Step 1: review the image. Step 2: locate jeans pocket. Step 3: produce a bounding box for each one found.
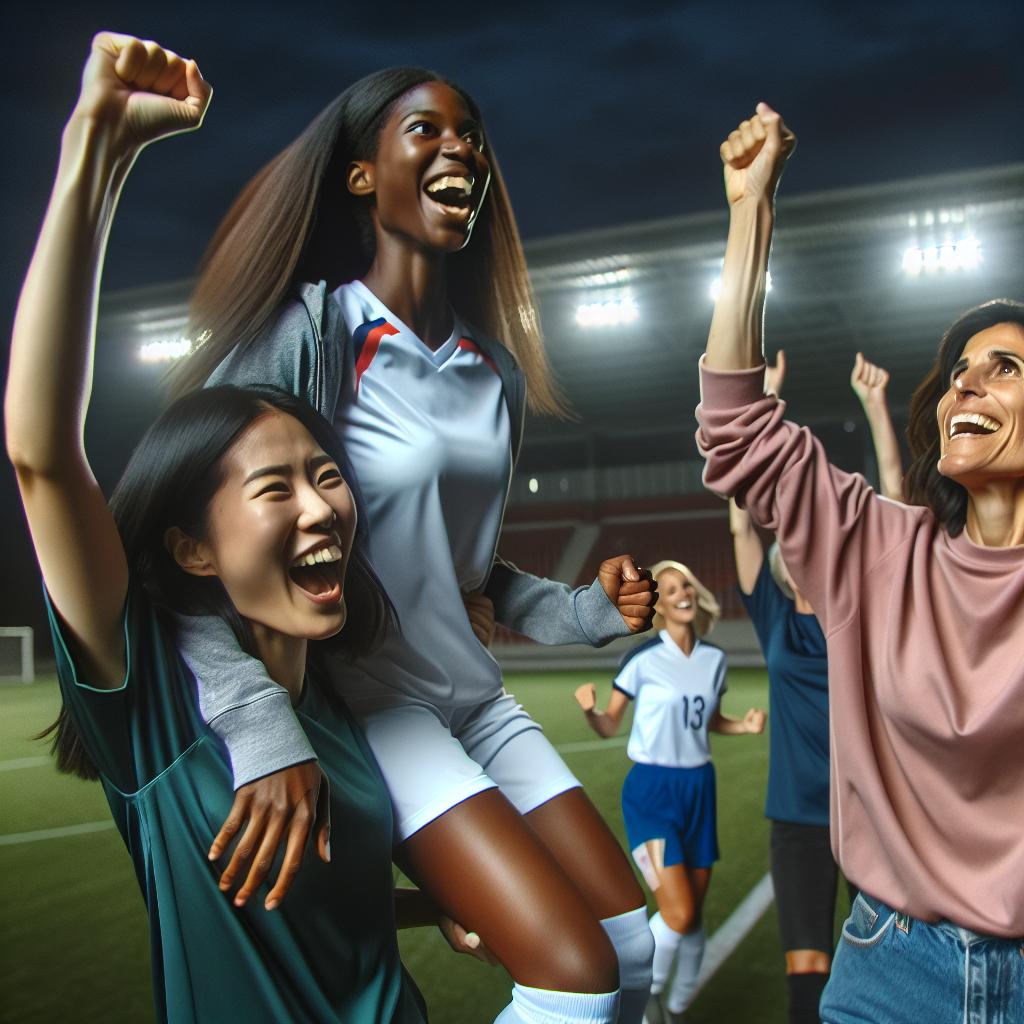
[840,892,897,949]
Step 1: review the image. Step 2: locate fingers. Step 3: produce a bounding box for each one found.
[209,795,247,861]
[218,809,267,897]
[574,683,597,711]
[264,802,312,910]
[234,814,288,908]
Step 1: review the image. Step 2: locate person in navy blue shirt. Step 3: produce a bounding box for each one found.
[730,349,903,1024]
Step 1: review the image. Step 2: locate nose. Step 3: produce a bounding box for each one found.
[440,130,474,164]
[954,363,987,399]
[296,482,336,532]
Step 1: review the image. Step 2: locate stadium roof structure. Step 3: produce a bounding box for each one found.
[95,162,1024,478]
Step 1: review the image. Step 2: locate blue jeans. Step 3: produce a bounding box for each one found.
[821,892,1024,1023]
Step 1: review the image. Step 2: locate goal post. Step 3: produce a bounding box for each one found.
[0,627,34,683]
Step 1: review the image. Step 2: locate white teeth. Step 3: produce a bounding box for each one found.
[426,175,472,196]
[675,601,692,609]
[949,412,1000,438]
[292,544,343,568]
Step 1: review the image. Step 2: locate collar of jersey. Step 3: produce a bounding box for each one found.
[659,628,702,660]
[350,279,464,367]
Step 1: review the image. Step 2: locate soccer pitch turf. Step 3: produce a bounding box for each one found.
[0,668,848,1023]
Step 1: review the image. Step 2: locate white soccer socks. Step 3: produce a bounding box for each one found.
[664,926,705,1014]
[600,906,655,1023]
[648,912,683,995]
[494,984,620,1023]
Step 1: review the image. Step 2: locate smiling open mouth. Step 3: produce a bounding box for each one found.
[289,544,343,602]
[948,413,1000,439]
[424,175,474,217]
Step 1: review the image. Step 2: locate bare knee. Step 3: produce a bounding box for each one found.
[660,904,700,934]
[531,926,619,993]
[785,949,831,974]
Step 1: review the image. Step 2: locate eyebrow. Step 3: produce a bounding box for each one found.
[950,349,1024,379]
[402,108,482,131]
[243,454,335,485]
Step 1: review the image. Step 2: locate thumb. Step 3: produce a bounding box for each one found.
[314,773,332,863]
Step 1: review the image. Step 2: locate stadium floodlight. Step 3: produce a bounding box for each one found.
[575,292,640,328]
[709,270,772,301]
[901,236,982,277]
[528,478,540,494]
[139,337,194,363]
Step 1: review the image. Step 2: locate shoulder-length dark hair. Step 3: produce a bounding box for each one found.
[45,386,394,779]
[904,298,1024,534]
[169,67,564,415]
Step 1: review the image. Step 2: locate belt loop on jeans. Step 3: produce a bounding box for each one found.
[895,912,911,935]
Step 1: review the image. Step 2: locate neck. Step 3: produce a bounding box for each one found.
[362,237,451,349]
[964,481,1024,547]
[249,625,307,704]
[665,621,696,656]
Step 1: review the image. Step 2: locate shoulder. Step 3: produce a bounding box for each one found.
[618,634,663,671]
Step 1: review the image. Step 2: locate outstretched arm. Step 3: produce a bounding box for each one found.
[851,352,905,502]
[4,33,210,686]
[574,682,630,738]
[705,104,795,372]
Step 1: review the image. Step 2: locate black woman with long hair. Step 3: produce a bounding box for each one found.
[698,102,1024,1022]
[167,57,657,1024]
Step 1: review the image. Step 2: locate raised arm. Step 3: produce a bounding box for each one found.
[705,104,795,372]
[4,33,210,686]
[851,352,905,502]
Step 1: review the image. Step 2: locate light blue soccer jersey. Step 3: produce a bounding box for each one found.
[614,631,727,768]
[330,281,512,708]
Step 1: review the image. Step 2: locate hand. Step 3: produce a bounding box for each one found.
[743,708,767,734]
[764,349,786,398]
[71,32,211,154]
[209,761,330,910]
[574,683,597,712]
[850,352,891,407]
[462,591,496,647]
[720,102,796,207]
[598,555,657,633]
[438,915,499,966]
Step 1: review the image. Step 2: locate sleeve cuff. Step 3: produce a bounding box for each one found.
[210,690,318,789]
[574,579,632,647]
[698,355,768,408]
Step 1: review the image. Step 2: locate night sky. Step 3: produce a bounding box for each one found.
[2,0,1023,631]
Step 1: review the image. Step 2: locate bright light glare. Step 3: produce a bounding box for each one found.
[528,478,539,494]
[575,293,640,327]
[710,270,772,301]
[902,237,982,276]
[139,337,193,363]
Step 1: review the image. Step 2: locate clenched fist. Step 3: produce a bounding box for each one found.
[598,555,657,634]
[720,102,795,207]
[72,31,211,154]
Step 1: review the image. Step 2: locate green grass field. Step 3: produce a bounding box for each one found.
[0,669,848,1023]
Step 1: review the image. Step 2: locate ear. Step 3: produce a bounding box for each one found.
[164,527,218,578]
[346,160,375,197]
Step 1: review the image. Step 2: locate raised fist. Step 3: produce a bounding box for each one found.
[598,555,657,634]
[73,32,211,153]
[574,683,597,712]
[850,352,891,407]
[744,707,767,734]
[720,102,795,207]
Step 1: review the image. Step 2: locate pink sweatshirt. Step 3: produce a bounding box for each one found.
[697,360,1024,937]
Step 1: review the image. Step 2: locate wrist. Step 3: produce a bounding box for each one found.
[61,111,139,175]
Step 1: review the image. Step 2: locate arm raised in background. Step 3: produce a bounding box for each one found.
[851,352,905,502]
[705,104,795,373]
[4,33,210,686]
[574,682,631,739]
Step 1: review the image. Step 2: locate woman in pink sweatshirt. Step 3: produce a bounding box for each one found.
[697,104,1024,1022]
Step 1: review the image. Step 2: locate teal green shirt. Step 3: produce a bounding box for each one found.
[47,589,426,1024]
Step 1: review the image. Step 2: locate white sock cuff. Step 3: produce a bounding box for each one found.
[600,905,654,991]
[649,911,684,944]
[507,983,620,1024]
[677,925,705,952]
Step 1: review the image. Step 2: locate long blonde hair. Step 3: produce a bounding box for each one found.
[168,67,565,415]
[649,560,721,638]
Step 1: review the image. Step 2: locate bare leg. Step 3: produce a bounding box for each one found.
[400,788,618,993]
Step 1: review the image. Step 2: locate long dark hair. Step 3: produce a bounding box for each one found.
[169,67,564,414]
[44,386,394,779]
[904,298,1024,534]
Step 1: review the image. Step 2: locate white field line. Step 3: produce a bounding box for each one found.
[694,872,775,992]
[555,737,629,754]
[0,820,115,846]
[0,755,51,772]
